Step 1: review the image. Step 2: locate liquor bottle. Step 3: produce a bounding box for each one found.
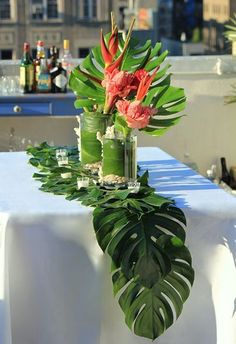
[37,58,51,93]
[61,39,73,74]
[206,164,219,184]
[230,166,236,189]
[48,45,58,71]
[50,62,67,93]
[19,42,34,93]
[34,40,45,88]
[220,157,231,186]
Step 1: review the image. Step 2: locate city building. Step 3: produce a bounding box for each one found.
[156,0,204,56]
[203,0,236,53]
[0,0,115,59]
[156,0,173,39]
[0,0,216,59]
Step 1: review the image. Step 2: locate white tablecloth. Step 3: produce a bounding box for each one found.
[0,148,236,344]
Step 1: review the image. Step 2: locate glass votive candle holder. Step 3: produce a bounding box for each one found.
[61,171,72,179]
[77,177,89,190]
[128,181,140,193]
[57,156,69,166]
[56,148,68,159]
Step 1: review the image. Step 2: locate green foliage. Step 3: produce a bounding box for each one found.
[114,114,131,137]
[224,83,236,105]
[224,13,236,41]
[69,34,186,136]
[224,14,236,104]
[27,143,194,341]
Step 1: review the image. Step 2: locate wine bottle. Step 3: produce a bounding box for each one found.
[220,157,231,185]
[37,58,51,93]
[19,42,34,93]
[230,166,236,190]
[61,39,73,74]
[48,45,58,71]
[34,40,45,88]
[50,62,67,93]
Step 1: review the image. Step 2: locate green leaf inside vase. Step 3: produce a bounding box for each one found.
[80,112,108,164]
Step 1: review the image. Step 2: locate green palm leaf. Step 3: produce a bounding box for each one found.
[69,69,105,103]
[81,54,104,80]
[224,13,236,40]
[142,85,186,136]
[93,203,193,340]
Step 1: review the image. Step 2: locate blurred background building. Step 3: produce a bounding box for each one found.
[0,0,113,59]
[203,0,236,54]
[0,0,234,58]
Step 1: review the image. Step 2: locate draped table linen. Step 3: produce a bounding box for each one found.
[0,148,236,344]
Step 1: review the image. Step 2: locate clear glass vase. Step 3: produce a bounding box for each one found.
[101,132,137,188]
[79,112,108,172]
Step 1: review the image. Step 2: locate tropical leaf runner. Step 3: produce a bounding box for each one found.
[27,142,194,341]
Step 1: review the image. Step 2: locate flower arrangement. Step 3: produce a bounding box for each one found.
[69,13,186,138]
[67,14,194,341]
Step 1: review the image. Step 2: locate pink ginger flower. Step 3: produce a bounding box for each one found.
[116,100,157,129]
[102,69,136,113]
[102,69,136,98]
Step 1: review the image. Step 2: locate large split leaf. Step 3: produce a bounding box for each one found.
[93,203,193,340]
[112,236,194,339]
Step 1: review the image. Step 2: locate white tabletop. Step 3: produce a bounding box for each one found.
[0,148,236,344]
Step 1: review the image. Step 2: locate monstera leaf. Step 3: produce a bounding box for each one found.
[93,203,194,340]
[224,12,236,40]
[69,33,186,136]
[112,238,193,340]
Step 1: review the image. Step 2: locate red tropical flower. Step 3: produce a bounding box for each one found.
[102,69,136,113]
[136,66,160,101]
[131,69,149,89]
[102,69,136,98]
[103,18,136,73]
[100,30,113,66]
[116,100,157,129]
[108,26,119,57]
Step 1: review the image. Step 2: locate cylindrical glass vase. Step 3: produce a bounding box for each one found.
[101,133,137,188]
[79,112,108,172]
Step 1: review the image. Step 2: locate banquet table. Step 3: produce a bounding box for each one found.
[0,147,236,344]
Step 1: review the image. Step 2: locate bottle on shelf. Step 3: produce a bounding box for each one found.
[220,157,231,186]
[206,164,219,184]
[61,39,73,75]
[19,42,34,93]
[50,62,67,93]
[37,58,51,93]
[48,45,58,71]
[230,166,236,190]
[34,40,45,90]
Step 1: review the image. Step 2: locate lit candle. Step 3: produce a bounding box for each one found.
[61,172,72,179]
[77,177,89,190]
[128,181,140,193]
[57,156,69,166]
[56,148,68,159]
